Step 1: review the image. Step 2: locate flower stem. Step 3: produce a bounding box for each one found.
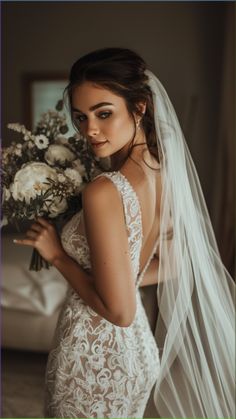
[29,248,50,271]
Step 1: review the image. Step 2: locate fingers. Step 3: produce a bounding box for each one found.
[13,217,54,248]
[13,238,35,246]
[26,230,38,239]
[30,218,53,234]
[36,217,52,228]
[30,223,43,233]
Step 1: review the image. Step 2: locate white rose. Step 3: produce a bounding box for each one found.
[64,168,83,190]
[11,162,58,204]
[45,196,68,218]
[72,159,86,177]
[45,145,76,166]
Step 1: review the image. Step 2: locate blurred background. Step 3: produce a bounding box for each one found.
[1,1,235,418]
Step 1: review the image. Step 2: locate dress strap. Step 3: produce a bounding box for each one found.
[136,238,159,288]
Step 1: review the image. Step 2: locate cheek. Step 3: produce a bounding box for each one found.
[106,114,134,139]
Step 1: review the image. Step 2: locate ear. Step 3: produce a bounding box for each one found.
[136,101,146,117]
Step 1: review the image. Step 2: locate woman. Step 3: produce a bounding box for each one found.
[15,48,235,418]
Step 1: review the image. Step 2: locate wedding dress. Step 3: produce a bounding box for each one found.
[44,171,160,419]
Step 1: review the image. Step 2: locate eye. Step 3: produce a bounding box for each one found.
[98,111,112,119]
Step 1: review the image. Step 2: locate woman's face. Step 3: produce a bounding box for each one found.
[71,82,136,158]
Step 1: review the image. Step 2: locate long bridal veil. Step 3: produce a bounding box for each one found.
[145,70,235,418]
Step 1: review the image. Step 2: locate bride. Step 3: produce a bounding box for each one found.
[14,47,235,418]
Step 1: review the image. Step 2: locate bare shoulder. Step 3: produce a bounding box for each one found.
[82,174,122,211]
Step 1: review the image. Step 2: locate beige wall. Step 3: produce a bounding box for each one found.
[2,1,229,214]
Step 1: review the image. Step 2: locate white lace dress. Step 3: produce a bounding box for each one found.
[44,171,160,418]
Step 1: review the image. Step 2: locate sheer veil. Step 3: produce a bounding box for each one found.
[145,70,235,418]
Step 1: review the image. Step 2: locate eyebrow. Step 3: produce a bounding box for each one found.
[72,102,114,113]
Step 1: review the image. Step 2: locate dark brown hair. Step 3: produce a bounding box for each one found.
[65,47,159,168]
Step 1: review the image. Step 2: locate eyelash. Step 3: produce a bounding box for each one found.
[74,111,112,123]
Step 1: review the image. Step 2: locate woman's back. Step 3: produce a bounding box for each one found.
[121,151,161,275]
[77,150,161,279]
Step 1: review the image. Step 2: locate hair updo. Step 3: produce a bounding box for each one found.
[65,47,158,166]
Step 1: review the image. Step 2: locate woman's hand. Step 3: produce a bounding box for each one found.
[13,217,66,264]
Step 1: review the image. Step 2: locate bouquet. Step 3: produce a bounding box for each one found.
[1,100,100,271]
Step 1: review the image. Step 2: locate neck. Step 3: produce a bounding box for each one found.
[110,130,147,171]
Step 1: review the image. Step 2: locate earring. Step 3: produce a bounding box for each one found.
[136,119,141,129]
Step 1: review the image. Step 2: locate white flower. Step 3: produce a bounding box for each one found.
[72,159,86,177]
[58,173,66,183]
[13,143,23,156]
[7,123,23,132]
[45,196,68,218]
[55,136,67,145]
[64,168,83,190]
[45,144,76,166]
[11,162,58,204]
[34,134,49,150]
[15,148,22,157]
[24,134,30,141]
[8,123,33,141]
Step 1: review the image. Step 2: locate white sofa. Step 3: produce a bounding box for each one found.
[2,234,68,352]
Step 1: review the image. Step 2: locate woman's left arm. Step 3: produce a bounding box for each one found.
[13,218,114,321]
[14,177,137,327]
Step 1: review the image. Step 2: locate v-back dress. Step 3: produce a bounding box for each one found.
[44,171,160,418]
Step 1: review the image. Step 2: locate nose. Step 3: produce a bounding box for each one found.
[86,119,100,138]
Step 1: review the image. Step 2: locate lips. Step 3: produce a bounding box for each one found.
[91,141,107,145]
[90,140,108,148]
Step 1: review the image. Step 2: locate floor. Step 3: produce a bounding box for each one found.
[2,349,48,418]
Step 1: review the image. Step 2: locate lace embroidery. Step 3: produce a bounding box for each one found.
[61,211,91,271]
